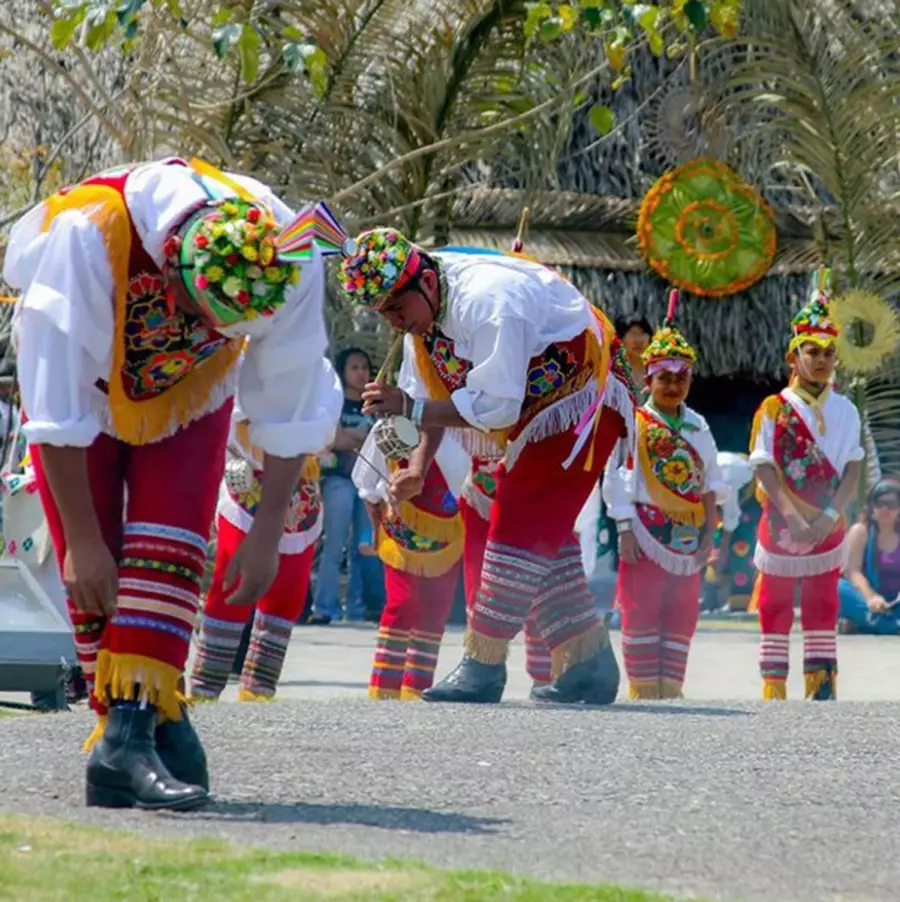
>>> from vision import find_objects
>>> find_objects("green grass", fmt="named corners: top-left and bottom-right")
top-left (0, 814), bottom-right (686, 902)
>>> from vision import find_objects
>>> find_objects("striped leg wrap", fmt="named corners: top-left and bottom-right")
top-left (803, 629), bottom-right (838, 700)
top-left (70, 612), bottom-right (107, 715)
top-left (400, 629), bottom-right (444, 699)
top-left (189, 615), bottom-right (247, 700)
top-left (524, 614), bottom-right (552, 685)
top-left (240, 610), bottom-right (294, 700)
top-left (621, 630), bottom-right (662, 699)
top-left (466, 541), bottom-right (553, 664)
top-left (760, 632), bottom-right (790, 700)
top-left (370, 627), bottom-right (409, 699)
top-left (660, 633), bottom-right (692, 698)
top-left (532, 544), bottom-right (604, 678)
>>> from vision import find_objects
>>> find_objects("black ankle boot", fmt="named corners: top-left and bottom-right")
top-left (532, 642), bottom-right (621, 706)
top-left (421, 655), bottom-right (506, 704)
top-left (155, 709), bottom-right (209, 791)
top-left (86, 704), bottom-right (209, 810)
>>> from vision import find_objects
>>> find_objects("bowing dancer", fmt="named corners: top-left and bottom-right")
top-left (340, 232), bottom-right (633, 704)
top-left (4, 157), bottom-right (344, 809)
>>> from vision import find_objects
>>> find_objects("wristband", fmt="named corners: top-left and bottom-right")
top-left (824, 506), bottom-right (840, 522)
top-left (401, 391), bottom-right (412, 418)
top-left (411, 398), bottom-right (425, 428)
top-left (616, 519), bottom-right (633, 534)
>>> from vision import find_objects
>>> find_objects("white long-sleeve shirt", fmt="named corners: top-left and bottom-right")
top-left (4, 159), bottom-right (335, 457)
top-left (430, 251), bottom-right (597, 432)
top-left (749, 387), bottom-right (864, 477)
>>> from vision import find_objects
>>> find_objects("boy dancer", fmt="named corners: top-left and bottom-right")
top-left (750, 293), bottom-right (863, 700)
top-left (605, 293), bottom-right (725, 699)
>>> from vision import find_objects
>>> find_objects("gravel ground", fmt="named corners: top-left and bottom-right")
top-left (1, 699), bottom-right (899, 902)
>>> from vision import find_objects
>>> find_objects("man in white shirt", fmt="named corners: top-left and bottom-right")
top-left (3, 158), bottom-right (342, 810)
top-left (342, 231), bottom-right (633, 706)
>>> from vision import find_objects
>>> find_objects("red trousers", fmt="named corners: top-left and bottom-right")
top-left (370, 563), bottom-right (461, 699)
top-left (757, 570), bottom-right (839, 699)
top-left (189, 515), bottom-right (314, 700)
top-left (30, 401), bottom-right (231, 723)
top-left (459, 499), bottom-right (551, 684)
top-left (617, 557), bottom-right (700, 699)
top-left (467, 410), bottom-right (624, 677)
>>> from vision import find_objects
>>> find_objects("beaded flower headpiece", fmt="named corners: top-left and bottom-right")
top-left (643, 290), bottom-right (697, 375)
top-left (340, 228), bottom-right (422, 308)
top-left (164, 160), bottom-right (352, 329)
top-left (789, 296), bottom-right (839, 353)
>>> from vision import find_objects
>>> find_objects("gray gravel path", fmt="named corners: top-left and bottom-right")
top-left (1, 698), bottom-right (898, 902)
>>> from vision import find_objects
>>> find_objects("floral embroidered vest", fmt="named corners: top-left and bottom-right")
top-left (461, 455), bottom-right (500, 521)
top-left (634, 407), bottom-right (706, 557)
top-left (39, 160), bottom-right (243, 445)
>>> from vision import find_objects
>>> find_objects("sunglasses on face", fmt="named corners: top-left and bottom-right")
top-left (874, 498), bottom-right (900, 510)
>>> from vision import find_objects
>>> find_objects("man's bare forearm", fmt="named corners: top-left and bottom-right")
top-left (38, 445), bottom-right (104, 549)
top-left (407, 426), bottom-right (443, 477)
top-left (255, 453), bottom-right (305, 538)
top-left (701, 491), bottom-right (717, 540)
top-left (421, 399), bottom-right (470, 429)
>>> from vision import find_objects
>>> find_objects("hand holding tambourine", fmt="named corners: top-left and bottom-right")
top-left (361, 381), bottom-right (421, 462)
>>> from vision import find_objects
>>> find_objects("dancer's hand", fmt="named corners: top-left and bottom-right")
top-left (388, 468), bottom-right (425, 505)
top-left (362, 383), bottom-right (408, 417)
top-left (224, 527), bottom-right (280, 606)
top-left (64, 538), bottom-right (118, 618)
top-left (809, 513), bottom-right (837, 545)
top-left (785, 510), bottom-right (814, 545)
top-left (618, 531), bottom-right (643, 564)
top-left (867, 593), bottom-right (891, 614)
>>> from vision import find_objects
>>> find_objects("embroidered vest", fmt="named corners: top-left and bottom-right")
top-left (39, 160), bottom-right (244, 445)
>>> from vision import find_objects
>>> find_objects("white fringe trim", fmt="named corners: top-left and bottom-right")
top-left (92, 368), bottom-right (239, 445)
top-left (453, 428), bottom-right (504, 460)
top-left (633, 516), bottom-right (703, 576)
top-left (753, 539), bottom-right (848, 578)
top-left (217, 490), bottom-right (323, 555)
top-left (461, 476), bottom-right (493, 521)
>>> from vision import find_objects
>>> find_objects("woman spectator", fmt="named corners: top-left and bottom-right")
top-left (840, 479), bottom-right (900, 635)
top-left (311, 348), bottom-right (383, 624)
top-left (614, 313), bottom-right (653, 400)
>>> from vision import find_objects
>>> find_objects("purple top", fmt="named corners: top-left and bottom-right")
top-left (878, 543), bottom-right (900, 598)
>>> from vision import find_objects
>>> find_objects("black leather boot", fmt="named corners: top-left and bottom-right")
top-left (421, 655), bottom-right (507, 704)
top-left (532, 641), bottom-right (621, 706)
top-left (155, 709), bottom-right (209, 791)
top-left (86, 703), bottom-right (209, 810)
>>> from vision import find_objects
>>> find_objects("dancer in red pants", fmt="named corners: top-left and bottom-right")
top-left (750, 286), bottom-right (863, 700)
top-left (190, 403), bottom-right (339, 701)
top-left (5, 157), bottom-right (344, 809)
top-left (355, 427), bottom-right (463, 699)
top-left (343, 233), bottom-right (632, 704)
top-left (604, 295), bottom-right (725, 699)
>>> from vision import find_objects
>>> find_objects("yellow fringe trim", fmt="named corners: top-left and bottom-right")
top-left (582, 308), bottom-right (614, 473)
top-left (376, 531), bottom-right (464, 577)
top-left (762, 678), bottom-right (787, 700)
top-left (399, 686), bottom-right (422, 701)
top-left (41, 184), bottom-right (244, 447)
top-left (464, 629), bottom-right (510, 665)
top-left (83, 716), bottom-right (107, 752)
top-left (804, 670), bottom-right (836, 700)
top-left (186, 694), bottom-right (218, 704)
top-left (368, 686), bottom-right (401, 700)
top-left (636, 410), bottom-right (705, 527)
top-left (550, 622), bottom-right (606, 680)
top-left (394, 501), bottom-right (464, 544)
top-left (238, 688), bottom-right (274, 702)
top-left (628, 680), bottom-right (661, 700)
top-left (93, 650), bottom-right (183, 722)
top-left (659, 679), bottom-right (684, 700)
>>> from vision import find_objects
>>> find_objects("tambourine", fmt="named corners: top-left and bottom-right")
top-left (371, 415), bottom-right (420, 461)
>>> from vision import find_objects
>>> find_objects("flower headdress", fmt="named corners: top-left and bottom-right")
top-left (642, 289), bottom-right (697, 375)
top-left (164, 159), bottom-right (352, 329)
top-left (340, 228), bottom-right (422, 308)
top-left (789, 272), bottom-right (839, 354)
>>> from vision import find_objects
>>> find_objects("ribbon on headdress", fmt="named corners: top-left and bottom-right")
top-left (275, 201), bottom-right (358, 263)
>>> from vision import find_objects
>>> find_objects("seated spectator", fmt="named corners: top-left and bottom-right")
top-left (840, 479), bottom-right (900, 635)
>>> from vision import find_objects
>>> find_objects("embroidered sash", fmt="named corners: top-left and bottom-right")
top-left (635, 407), bottom-right (706, 528)
top-left (461, 455), bottom-right (500, 521)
